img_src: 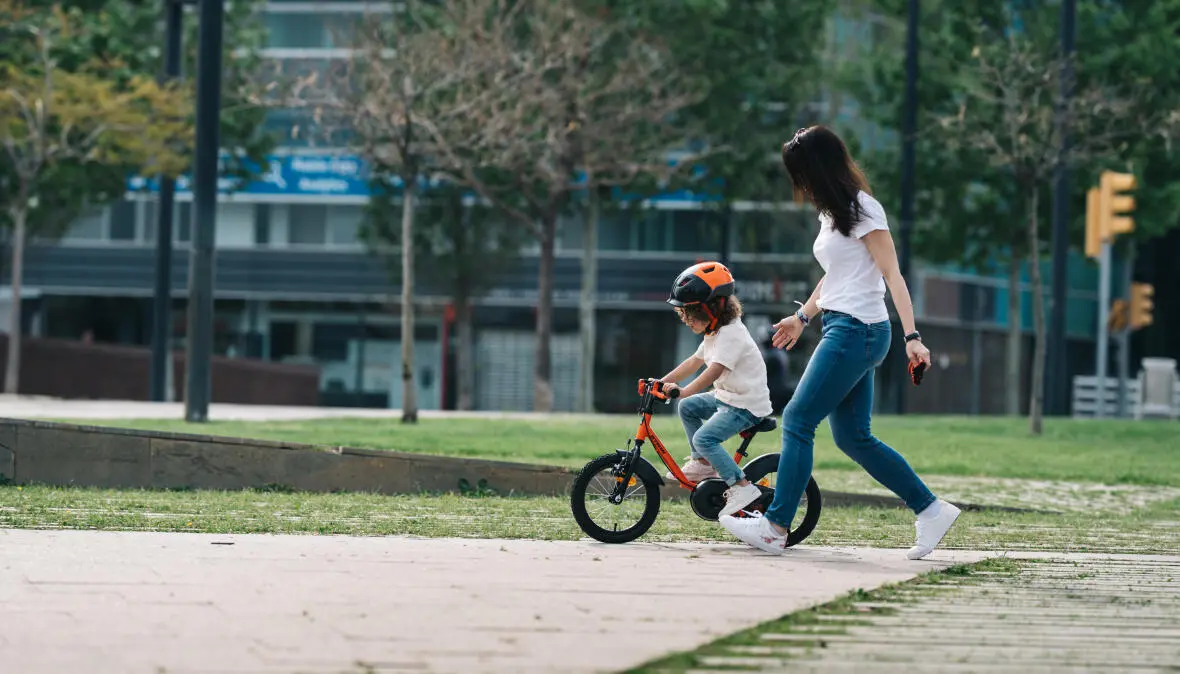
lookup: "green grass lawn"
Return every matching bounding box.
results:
[2,484,1177,555]
[55,414,1180,486]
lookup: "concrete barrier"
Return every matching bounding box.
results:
[0,418,574,497]
[0,417,1030,512]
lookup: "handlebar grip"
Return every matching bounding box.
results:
[667,386,681,399]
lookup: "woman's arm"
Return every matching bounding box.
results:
[799,275,826,320]
[862,230,917,334]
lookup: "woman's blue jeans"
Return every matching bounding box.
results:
[765,311,937,528]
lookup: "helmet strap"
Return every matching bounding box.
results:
[703,297,726,334]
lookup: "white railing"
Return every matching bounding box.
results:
[1071,375,1180,419]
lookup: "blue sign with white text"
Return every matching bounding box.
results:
[127,153,372,198]
[126,151,721,202]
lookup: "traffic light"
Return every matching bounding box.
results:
[1108,299,1128,333]
[1086,171,1137,259]
[1085,187,1102,259]
[1100,170,1136,235]
[1129,282,1154,330]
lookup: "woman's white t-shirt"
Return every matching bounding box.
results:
[813,191,890,324]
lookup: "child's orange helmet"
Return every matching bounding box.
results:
[667,261,736,308]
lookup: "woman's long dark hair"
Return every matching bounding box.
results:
[782,126,873,237]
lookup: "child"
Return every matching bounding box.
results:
[661,261,772,518]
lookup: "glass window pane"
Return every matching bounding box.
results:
[635,210,669,251]
[597,209,631,251]
[65,207,105,241]
[109,200,137,241]
[671,209,719,252]
[733,208,812,255]
[328,205,362,245]
[290,204,327,245]
[177,202,192,243]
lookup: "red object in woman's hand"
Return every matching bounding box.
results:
[908,360,927,386]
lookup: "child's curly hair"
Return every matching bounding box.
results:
[678,295,743,331]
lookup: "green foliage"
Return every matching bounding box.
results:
[848,0,1180,270]
[0,0,272,240]
[588,0,830,204]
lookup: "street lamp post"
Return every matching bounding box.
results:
[185,0,224,422]
[150,0,188,403]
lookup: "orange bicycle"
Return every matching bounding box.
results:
[570,377,822,544]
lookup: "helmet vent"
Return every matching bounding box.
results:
[701,265,716,273]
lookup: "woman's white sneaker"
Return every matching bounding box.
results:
[719,511,787,554]
[907,499,961,560]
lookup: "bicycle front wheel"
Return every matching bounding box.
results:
[570,453,661,544]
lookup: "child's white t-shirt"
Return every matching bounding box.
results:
[813,190,891,324]
[693,321,773,418]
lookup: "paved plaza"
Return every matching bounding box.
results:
[0,529,989,673]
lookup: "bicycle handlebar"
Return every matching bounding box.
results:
[638,377,680,401]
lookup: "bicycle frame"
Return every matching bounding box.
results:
[613,378,761,498]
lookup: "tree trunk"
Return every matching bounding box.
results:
[1027,189,1047,435]
[400,184,418,423]
[1006,253,1023,416]
[455,291,475,411]
[5,206,27,395]
[577,192,599,413]
[534,215,556,413]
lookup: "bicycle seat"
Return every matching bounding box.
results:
[746,417,777,434]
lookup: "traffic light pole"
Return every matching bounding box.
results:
[1116,242,1135,417]
[185,0,224,422]
[1095,242,1112,418]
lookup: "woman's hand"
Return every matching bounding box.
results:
[772,316,804,350]
[906,338,931,367]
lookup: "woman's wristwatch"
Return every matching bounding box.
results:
[904,330,922,343]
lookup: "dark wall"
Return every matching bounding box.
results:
[0,335,320,406]
[12,245,810,304]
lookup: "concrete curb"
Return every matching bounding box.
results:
[0,417,1041,512]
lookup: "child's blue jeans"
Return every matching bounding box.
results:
[677,392,757,485]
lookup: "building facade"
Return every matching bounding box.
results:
[1,1,1108,414]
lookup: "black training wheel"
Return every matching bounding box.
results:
[737,453,823,547]
[689,478,730,521]
[570,453,662,544]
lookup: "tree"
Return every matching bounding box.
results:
[936,30,1179,434]
[0,3,191,392]
[424,0,704,412]
[846,0,1180,418]
[362,184,527,411]
[1,0,273,227]
[272,1,491,420]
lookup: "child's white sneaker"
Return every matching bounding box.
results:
[666,457,719,482]
[719,511,787,555]
[719,482,763,518]
[907,499,961,560]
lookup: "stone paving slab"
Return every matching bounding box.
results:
[670,554,1180,674]
[0,529,989,674]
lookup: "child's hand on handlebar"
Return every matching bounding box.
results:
[661,382,681,398]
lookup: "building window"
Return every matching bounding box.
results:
[328,205,362,245]
[109,200,138,241]
[732,208,811,256]
[64,206,106,241]
[670,209,719,253]
[289,204,328,245]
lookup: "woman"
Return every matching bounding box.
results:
[720,125,959,560]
